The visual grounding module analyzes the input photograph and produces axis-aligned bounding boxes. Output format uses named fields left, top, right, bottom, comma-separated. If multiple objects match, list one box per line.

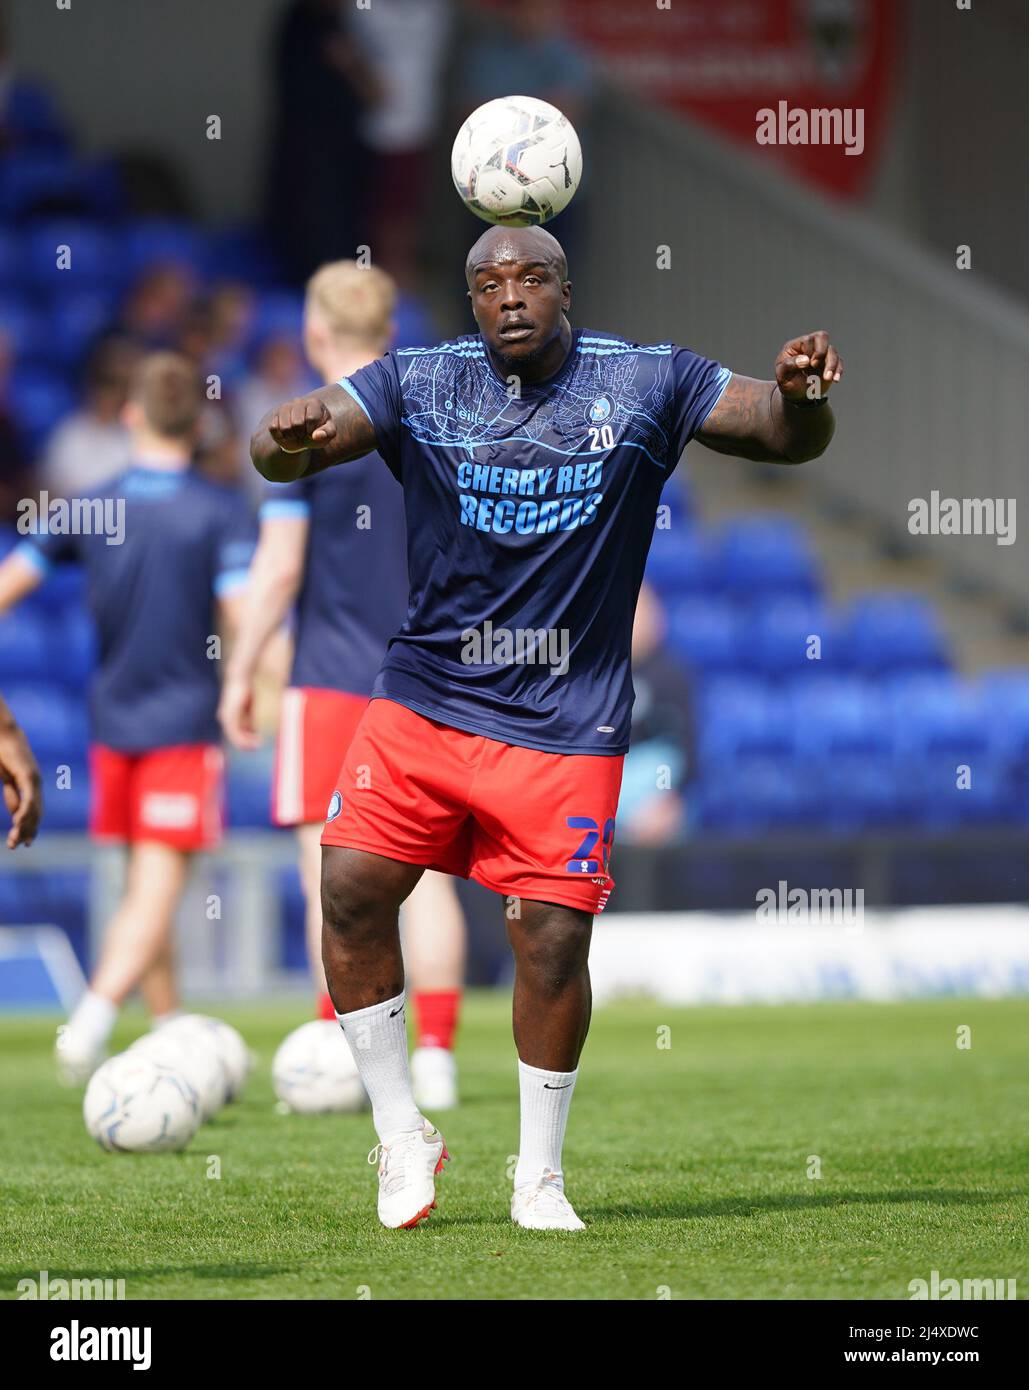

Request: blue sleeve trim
left=338, top=377, right=374, bottom=424
left=698, top=367, right=733, bottom=426
left=260, top=499, right=310, bottom=522
left=214, top=567, right=250, bottom=598
left=13, top=540, right=51, bottom=576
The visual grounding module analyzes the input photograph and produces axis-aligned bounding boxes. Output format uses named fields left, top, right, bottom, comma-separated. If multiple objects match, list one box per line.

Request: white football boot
left=368, top=1119, right=449, bottom=1229
left=54, top=1026, right=106, bottom=1086
left=511, top=1170, right=586, bottom=1231
left=410, top=1046, right=458, bottom=1111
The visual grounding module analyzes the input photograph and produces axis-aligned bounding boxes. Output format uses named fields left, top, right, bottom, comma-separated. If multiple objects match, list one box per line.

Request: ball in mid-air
left=272, top=1020, right=367, bottom=1115
left=451, top=95, right=582, bottom=227
left=83, top=1053, right=201, bottom=1153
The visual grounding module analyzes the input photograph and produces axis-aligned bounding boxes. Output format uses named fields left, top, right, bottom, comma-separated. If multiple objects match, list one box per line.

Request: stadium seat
left=741, top=598, right=835, bottom=675
left=712, top=517, right=821, bottom=600
left=665, top=596, right=747, bottom=672
left=788, top=675, right=893, bottom=756
left=1, top=684, right=88, bottom=761
left=205, top=226, right=282, bottom=287
left=7, top=365, right=77, bottom=444
left=46, top=289, right=117, bottom=368
left=977, top=670, right=1029, bottom=759
left=38, top=763, right=91, bottom=830
left=885, top=673, right=991, bottom=757
left=225, top=751, right=273, bottom=829
left=0, top=611, right=57, bottom=682
left=838, top=594, right=950, bottom=674
left=697, top=677, right=794, bottom=760
left=0, top=151, right=80, bottom=220
left=54, top=611, right=97, bottom=688
left=251, top=290, right=306, bottom=345
left=121, top=218, right=208, bottom=278
left=692, top=757, right=820, bottom=834
left=22, top=220, right=121, bottom=292
left=0, top=291, right=47, bottom=361
left=644, top=528, right=711, bottom=599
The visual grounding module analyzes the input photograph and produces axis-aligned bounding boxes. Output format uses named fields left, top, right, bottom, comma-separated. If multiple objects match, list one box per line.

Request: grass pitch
left=1, top=994, right=1026, bottom=1300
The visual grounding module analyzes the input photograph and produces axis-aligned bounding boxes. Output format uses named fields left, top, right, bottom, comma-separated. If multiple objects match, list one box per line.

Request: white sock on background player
left=514, top=1058, right=578, bottom=1190
left=65, top=990, right=117, bottom=1052
left=336, top=992, right=423, bottom=1139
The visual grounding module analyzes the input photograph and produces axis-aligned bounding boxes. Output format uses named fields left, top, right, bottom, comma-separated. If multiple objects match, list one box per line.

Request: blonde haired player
left=220, top=262, right=466, bottom=1109
left=0, top=353, right=252, bottom=1079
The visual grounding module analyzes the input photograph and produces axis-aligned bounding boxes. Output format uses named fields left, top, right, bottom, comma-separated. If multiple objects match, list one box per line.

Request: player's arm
left=697, top=331, right=843, bottom=464
left=0, top=548, right=46, bottom=615
left=0, top=694, right=43, bottom=848
left=251, top=383, right=378, bottom=484
left=219, top=515, right=308, bottom=750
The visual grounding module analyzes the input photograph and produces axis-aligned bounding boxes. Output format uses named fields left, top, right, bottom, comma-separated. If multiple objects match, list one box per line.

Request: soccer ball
left=272, top=1020, right=367, bottom=1115
left=451, top=95, right=582, bottom=227
left=83, top=1053, right=201, bottom=1153
left=164, top=1014, right=252, bottom=1102
left=130, top=1029, right=227, bottom=1122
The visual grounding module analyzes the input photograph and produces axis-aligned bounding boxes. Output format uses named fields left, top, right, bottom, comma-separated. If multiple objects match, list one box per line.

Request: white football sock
left=514, top=1058, right=578, bottom=1190
left=336, top=992, right=422, bottom=1140
left=65, top=990, right=117, bottom=1052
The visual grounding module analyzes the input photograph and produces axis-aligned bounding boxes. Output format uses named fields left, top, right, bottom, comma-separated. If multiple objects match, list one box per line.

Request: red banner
left=561, top=0, right=899, bottom=199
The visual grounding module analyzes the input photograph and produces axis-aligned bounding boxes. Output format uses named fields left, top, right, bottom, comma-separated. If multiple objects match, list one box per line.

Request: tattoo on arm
left=696, top=374, right=835, bottom=464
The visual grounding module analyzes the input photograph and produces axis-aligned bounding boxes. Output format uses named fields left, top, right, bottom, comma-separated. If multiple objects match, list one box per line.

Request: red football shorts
left=320, top=698, right=623, bottom=914
left=89, top=744, right=224, bottom=851
left=273, top=686, right=369, bottom=826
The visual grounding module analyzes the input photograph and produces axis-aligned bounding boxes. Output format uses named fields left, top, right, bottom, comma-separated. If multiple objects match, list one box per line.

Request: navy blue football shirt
left=339, top=328, right=731, bottom=756
left=260, top=451, right=408, bottom=696
left=17, top=465, right=254, bottom=751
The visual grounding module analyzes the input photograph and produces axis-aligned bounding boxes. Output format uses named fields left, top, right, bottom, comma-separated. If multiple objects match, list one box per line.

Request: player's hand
left=268, top=397, right=338, bottom=454
left=218, top=672, right=261, bottom=751
left=0, top=715, right=43, bottom=848
left=775, top=332, right=843, bottom=403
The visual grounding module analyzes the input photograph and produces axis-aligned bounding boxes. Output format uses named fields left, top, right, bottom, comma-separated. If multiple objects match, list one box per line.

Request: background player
left=219, top=260, right=467, bottom=1110
left=0, top=352, right=253, bottom=1081
left=251, top=224, right=843, bottom=1231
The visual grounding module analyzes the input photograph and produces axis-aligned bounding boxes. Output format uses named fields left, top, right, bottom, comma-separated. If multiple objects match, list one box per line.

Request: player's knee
left=519, top=906, right=591, bottom=987
left=320, top=849, right=391, bottom=939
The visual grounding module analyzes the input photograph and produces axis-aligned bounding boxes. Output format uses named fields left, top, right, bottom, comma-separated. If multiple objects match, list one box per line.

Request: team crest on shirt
left=326, top=791, right=343, bottom=821
left=585, top=394, right=614, bottom=425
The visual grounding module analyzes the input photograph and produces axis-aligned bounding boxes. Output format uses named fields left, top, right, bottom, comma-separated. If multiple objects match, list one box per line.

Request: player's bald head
left=465, top=225, right=568, bottom=286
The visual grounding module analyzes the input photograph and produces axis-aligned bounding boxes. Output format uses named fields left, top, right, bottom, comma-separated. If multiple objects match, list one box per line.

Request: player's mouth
left=498, top=320, right=535, bottom=342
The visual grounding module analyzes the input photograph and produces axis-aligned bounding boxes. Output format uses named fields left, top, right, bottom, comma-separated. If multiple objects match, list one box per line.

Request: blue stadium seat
left=121, top=218, right=208, bottom=278
left=39, top=762, right=91, bottom=830
left=692, top=757, right=819, bottom=834
left=813, top=753, right=914, bottom=829
left=205, top=226, right=281, bottom=287
left=251, top=290, right=305, bottom=345
left=225, top=752, right=273, bottom=829
left=741, top=598, right=834, bottom=675
left=886, top=673, right=991, bottom=757
left=0, top=151, right=80, bottom=219
left=0, top=611, right=56, bottom=681
left=0, top=290, right=47, bottom=361
left=977, top=670, right=1029, bottom=758
left=903, top=754, right=1016, bottom=829
left=1, top=684, right=88, bottom=761
left=47, top=289, right=117, bottom=368
left=8, top=365, right=77, bottom=443
left=788, top=675, right=893, bottom=755
left=665, top=597, right=746, bottom=673
left=697, top=677, right=794, bottom=760
left=54, top=611, right=97, bottom=687
left=644, top=528, right=711, bottom=599
left=393, top=293, right=438, bottom=351
left=838, top=594, right=949, bottom=674
left=0, top=228, right=21, bottom=289
left=22, top=219, right=121, bottom=292
left=712, top=517, right=821, bottom=600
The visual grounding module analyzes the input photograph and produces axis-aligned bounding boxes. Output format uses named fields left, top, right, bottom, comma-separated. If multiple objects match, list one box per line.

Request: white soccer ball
left=451, top=95, right=582, bottom=227
left=164, top=1014, right=252, bottom=1102
left=272, top=1020, right=367, bottom=1115
left=83, top=1052, right=201, bottom=1153
left=130, top=1029, right=227, bottom=1122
